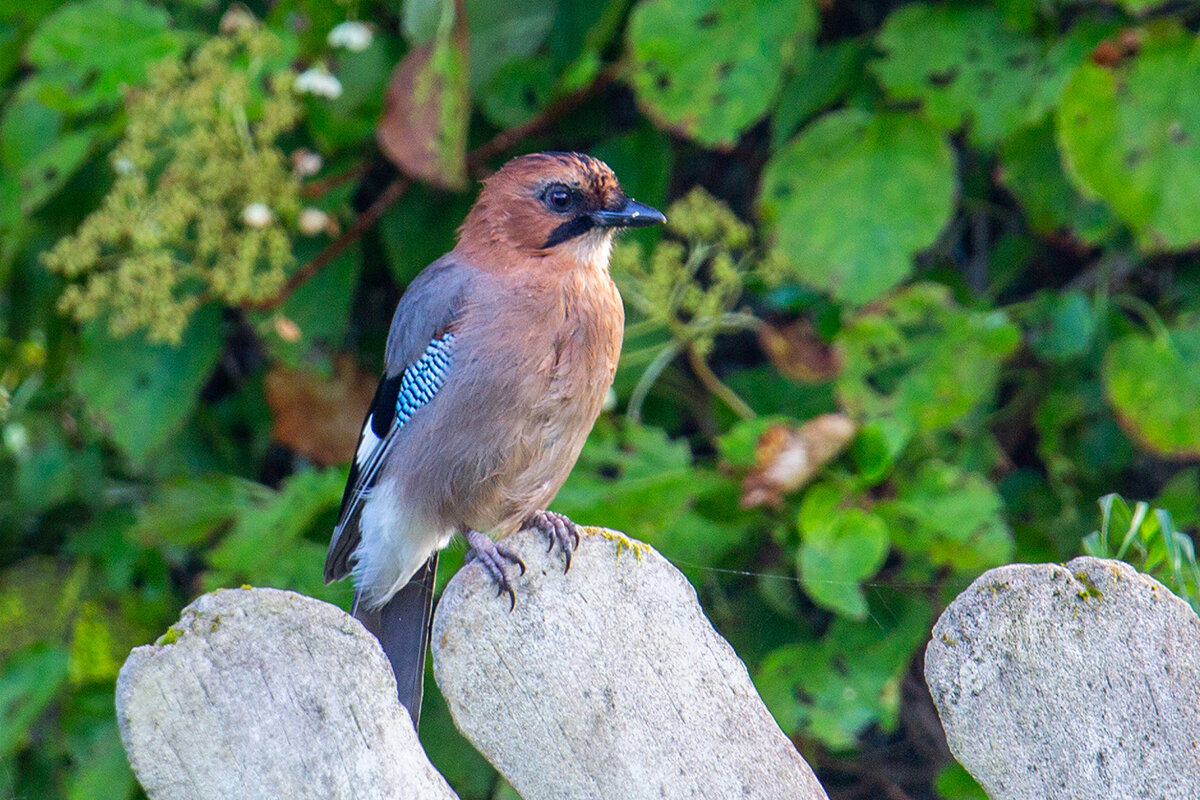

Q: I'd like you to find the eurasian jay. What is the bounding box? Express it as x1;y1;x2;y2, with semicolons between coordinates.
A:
324;152;665;726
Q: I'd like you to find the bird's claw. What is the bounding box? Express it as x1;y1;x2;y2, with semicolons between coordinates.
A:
524;510;581;572
465;529;525;610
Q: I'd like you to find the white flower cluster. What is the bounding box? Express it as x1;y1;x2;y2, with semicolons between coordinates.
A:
328;21;372;52
294;66;343;100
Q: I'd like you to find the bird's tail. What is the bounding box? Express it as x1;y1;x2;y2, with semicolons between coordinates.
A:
352;554;439;728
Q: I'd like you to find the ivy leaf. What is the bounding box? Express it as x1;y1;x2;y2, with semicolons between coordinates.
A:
835;284;1020;432
72;306;224;469
879;460;1014;572
873;5;1048;148
26;0;188;113
1104;320;1200;458
626;0;816;148
378;0;469;189
755;594;930;749
797;483;889;619
1058;26;1200;251
759;110;956;306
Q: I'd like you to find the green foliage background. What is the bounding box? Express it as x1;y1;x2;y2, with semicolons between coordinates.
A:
2;0;1199;797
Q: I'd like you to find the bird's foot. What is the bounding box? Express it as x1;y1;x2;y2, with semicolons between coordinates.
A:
464;529;525;610
523;509;581;572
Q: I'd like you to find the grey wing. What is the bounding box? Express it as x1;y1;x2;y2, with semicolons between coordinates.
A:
323;255;472;583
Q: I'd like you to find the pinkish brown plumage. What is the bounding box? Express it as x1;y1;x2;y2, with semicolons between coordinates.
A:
324;152;664;725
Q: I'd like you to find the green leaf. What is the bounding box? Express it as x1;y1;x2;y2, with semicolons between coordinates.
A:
1025;289;1098;361
467;0;555;91
850;416;912;485
627;0;816;148
1058;26;1200;251
0;95;102;226
406;0;554;91
797;483;890;619
1103;319;1200;458
26;0;187;113
771;38;870;150
479;55;557;128
64;714;134;800
759;110;956;305
755;594;930;749
378;186;473;285
0;645;69;757
258;242;362;369
0;559;77;663
873;5;1049;148
72;306;224;468
134;474;274;549
835;284;1020;432
553;419;752;570
935;762;988;800
203;467;349;602
999;119;1117;244
879;460;1014;571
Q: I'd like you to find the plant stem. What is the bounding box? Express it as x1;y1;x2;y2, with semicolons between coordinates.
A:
686;346;755;420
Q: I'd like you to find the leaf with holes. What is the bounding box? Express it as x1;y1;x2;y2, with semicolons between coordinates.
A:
378;0;469;189
835;284;1020;432
873;5;1051;148
1104;320;1200;458
626;0;815;148
877;460;1014;572
759;110;956;305
1058;25;1200;251
755;593;930;748
26;0;188;113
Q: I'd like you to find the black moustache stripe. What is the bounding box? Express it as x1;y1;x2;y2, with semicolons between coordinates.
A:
542;215;595;248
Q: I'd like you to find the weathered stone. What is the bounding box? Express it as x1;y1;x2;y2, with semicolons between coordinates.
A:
432;528;828;800
926;556;1200;799
116;587;457;800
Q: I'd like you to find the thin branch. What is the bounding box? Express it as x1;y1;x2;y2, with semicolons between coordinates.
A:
246;176;411;312
466;66;618;171
301;163;369;198
247;65;619;313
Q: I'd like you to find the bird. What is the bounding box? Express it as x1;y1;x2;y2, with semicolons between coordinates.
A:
324;151;665;727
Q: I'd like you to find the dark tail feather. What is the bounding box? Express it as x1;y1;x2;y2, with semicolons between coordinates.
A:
352;554;439;728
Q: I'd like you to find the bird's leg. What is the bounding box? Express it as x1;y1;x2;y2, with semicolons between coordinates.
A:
522;510;582;572
464;529;525;610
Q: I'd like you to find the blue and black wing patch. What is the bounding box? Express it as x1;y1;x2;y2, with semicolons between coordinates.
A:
324;332;457;582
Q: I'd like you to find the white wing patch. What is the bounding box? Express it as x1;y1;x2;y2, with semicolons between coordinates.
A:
356;414;381;466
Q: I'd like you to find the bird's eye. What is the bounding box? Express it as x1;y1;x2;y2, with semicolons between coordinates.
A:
543;184;575;213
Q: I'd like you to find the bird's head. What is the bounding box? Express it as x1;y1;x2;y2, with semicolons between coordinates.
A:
456;152;665;271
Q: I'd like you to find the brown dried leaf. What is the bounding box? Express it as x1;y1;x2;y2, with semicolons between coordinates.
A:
759;319;843;383
265;356;376;466
741;414;857;509
376;4;469;190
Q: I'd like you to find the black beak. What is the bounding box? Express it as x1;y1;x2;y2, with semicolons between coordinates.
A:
591;198;666;229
